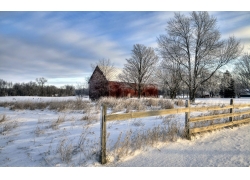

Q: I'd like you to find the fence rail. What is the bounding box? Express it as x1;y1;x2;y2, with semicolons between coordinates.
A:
99;99;250;164
106;104;250;121
189;110;250;122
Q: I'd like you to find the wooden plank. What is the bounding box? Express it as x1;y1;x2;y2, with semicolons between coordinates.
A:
229;99;234;122
106;108;189;121
188;104;250;112
105;103;250;122
190;113;232;122
234;104;250;109
189;117;250;134
232;110;250;117
189;110;250;122
106;113;132;121
100;105;107;164
189;105;233;112
185;100;190;139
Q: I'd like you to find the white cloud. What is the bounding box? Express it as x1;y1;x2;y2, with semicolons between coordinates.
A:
221;26;250;53
223;26;250;39
20;13;129;66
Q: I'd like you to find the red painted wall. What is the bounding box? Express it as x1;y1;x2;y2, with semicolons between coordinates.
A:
108;81;158;98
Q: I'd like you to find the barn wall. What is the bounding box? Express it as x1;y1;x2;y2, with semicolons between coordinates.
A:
108;81;136;98
108;82;158;98
143;85;158;97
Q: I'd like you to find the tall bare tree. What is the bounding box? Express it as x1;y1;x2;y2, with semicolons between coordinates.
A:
36;77;47;96
119;44;158;98
91;58;115;78
233;53;250;96
155;60;182;99
157;11;242;102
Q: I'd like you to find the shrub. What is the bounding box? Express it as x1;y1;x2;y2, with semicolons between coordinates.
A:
174;99;185;107
158;99;174;109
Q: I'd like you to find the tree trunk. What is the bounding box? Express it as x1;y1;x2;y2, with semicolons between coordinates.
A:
138;86;141;99
170;90;176;100
189;89;196;103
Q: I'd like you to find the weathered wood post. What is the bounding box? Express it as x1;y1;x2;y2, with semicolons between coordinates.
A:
100;104;107;164
185;100;190;140
229;98;234;122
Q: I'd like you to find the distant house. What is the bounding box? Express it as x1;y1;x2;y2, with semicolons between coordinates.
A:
88;66;158;100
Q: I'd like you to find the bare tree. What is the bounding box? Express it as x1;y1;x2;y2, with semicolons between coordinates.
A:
155;60;182;99
157;11;242;102
119;44;158;98
75;77;89;97
233;53;250;96
36;77;47;96
195;70;223;98
91;58;115;78
0;79;8;96
235;53;250;89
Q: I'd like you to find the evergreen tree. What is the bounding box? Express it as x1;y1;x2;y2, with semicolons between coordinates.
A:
220;70;235;98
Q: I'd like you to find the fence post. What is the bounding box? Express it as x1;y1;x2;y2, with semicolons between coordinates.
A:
185;100;190;140
229;98;234;122
100;104;107;164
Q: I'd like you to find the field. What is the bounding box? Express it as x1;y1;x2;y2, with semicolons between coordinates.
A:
0;96;250;167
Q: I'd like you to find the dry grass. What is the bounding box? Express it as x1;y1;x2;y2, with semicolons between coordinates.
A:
51;115;66;130
174;99;185;107
34;126;45;136
81;114;98;121
77;127;100;162
48;100;91;111
57;138;73;163
124;99;147;113
8;101;48;110
158;99;174;109
97;97;175;114
131;118;145;127
142;98;159;107
0;97;92;112
107;118;184;161
0;114;18;135
0;114;7;123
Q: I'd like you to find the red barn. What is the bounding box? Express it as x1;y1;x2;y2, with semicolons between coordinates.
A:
88;66;158;100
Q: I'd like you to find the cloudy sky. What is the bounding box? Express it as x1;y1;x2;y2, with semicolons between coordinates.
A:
0;2;250;87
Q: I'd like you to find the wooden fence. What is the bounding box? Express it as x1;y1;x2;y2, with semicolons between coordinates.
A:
99;99;250;164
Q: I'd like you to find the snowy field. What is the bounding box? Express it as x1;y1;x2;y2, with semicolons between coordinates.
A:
0;96;250;169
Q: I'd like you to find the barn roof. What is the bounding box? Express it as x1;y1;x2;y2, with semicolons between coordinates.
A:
98;65;123;82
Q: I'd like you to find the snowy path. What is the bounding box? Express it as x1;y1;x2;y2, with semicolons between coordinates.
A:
106;124;250;167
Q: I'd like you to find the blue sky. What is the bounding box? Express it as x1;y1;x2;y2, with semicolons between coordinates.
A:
0;4;250;87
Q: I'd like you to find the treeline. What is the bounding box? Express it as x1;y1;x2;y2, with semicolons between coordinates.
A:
0;79;89;97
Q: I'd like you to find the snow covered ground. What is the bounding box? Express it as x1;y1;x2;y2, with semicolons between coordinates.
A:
105;124;250;167
0;96;249;169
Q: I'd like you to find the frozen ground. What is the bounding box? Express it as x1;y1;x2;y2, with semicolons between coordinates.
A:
105;124;250;167
0;96;249;168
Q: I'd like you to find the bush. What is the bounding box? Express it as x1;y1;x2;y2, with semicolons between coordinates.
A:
159;99;174;109
174;99;185;107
